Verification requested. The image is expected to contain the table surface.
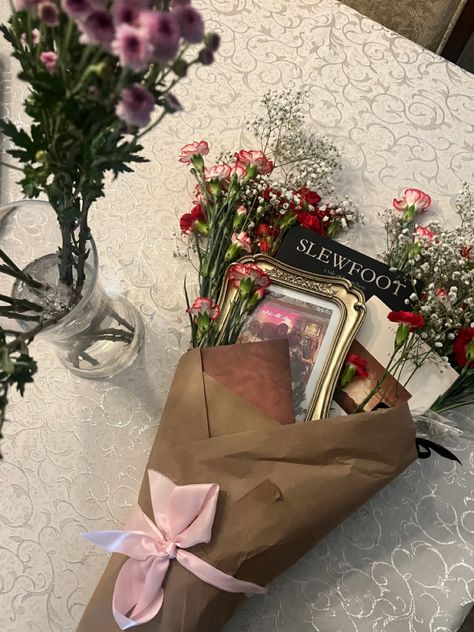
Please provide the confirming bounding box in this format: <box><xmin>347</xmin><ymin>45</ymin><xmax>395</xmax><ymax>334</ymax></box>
<box><xmin>1</xmin><ymin>1</ymin><xmax>473</xmax><ymax>631</ymax></box>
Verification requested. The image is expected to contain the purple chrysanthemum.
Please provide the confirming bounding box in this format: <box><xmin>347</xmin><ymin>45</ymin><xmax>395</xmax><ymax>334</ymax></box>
<box><xmin>173</xmin><ymin>6</ymin><xmax>204</xmax><ymax>44</ymax></box>
<box><xmin>164</xmin><ymin>92</ymin><xmax>183</xmax><ymax>113</ymax></box>
<box><xmin>81</xmin><ymin>10</ymin><xmax>115</xmax><ymax>47</ymax></box>
<box><xmin>139</xmin><ymin>11</ymin><xmax>180</xmax><ymax>64</ymax></box>
<box><xmin>116</xmin><ymin>83</ymin><xmax>155</xmax><ymax>127</ymax></box>
<box><xmin>112</xmin><ymin>23</ymin><xmax>153</xmax><ymax>71</ymax></box>
<box><xmin>38</xmin><ymin>1</ymin><xmax>59</xmax><ymax>26</ymax></box>
<box><xmin>198</xmin><ymin>48</ymin><xmax>214</xmax><ymax>65</ymax></box>
<box><xmin>112</xmin><ymin>0</ymin><xmax>140</xmax><ymax>26</ymax></box>
<box><xmin>61</xmin><ymin>0</ymin><xmax>91</xmax><ymax>20</ymax></box>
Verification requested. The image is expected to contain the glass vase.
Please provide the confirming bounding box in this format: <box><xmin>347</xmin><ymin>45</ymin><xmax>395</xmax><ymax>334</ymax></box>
<box><xmin>0</xmin><ymin>199</ymin><xmax>144</xmax><ymax>378</ymax></box>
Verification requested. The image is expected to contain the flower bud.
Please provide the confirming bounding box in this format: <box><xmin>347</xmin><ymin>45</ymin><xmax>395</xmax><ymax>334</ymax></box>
<box><xmin>191</xmin><ymin>153</ymin><xmax>205</xmax><ymax>172</ymax></box>
<box><xmin>467</xmin><ymin>339</ymin><xmax>474</xmax><ymax>362</ymax></box>
<box><xmin>204</xmin><ymin>32</ymin><xmax>221</xmax><ymax>52</ymax></box>
<box><xmin>194</xmin><ymin>220</ymin><xmax>209</xmax><ymax>236</ymax></box>
<box><xmin>196</xmin><ymin>311</ymin><xmax>210</xmax><ymax>335</ymax></box>
<box><xmin>394</xmin><ymin>323</ymin><xmax>410</xmax><ymax>350</ymax></box>
<box><xmin>232</xmin><ymin>205</ymin><xmax>247</xmax><ymax>230</ymax></box>
<box><xmin>198</xmin><ymin>48</ymin><xmax>214</xmax><ymax>65</ymax></box>
<box><xmin>238</xmin><ymin>277</ymin><xmax>253</xmax><ymax>298</ymax></box>
<box><xmin>403</xmin><ymin>205</ymin><xmax>416</xmax><ymax>221</ymax></box>
<box><xmin>35</xmin><ymin>150</ymin><xmax>47</xmax><ymax>164</ymax></box>
<box><xmin>244</xmin><ymin>163</ymin><xmax>257</xmax><ymax>181</ymax></box>
<box><xmin>245</xmin><ymin>287</ymin><xmax>265</xmax><ymax>311</ymax></box>
<box><xmin>209</xmin><ymin>179</ymin><xmax>221</xmax><ymax>197</ymax></box>
<box><xmin>172</xmin><ymin>58</ymin><xmax>188</xmax><ymax>77</ymax></box>
<box><xmin>339</xmin><ymin>364</ymin><xmax>356</xmax><ymax>389</ymax></box>
<box><xmin>224</xmin><ymin>242</ymin><xmax>241</xmax><ymax>261</ymax></box>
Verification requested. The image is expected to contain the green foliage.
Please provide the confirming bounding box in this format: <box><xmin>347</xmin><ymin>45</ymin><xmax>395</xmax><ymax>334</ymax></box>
<box><xmin>0</xmin><ymin>330</ymin><xmax>38</xmax><ymax>454</ymax></box>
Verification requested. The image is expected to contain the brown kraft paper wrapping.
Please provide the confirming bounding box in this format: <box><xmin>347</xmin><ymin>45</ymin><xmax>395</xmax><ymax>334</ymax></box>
<box><xmin>78</xmin><ymin>340</ymin><xmax>417</xmax><ymax>632</ymax></box>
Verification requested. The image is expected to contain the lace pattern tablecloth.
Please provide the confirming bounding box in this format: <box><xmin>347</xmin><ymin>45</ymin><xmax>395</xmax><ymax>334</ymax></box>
<box><xmin>0</xmin><ymin>1</ymin><xmax>473</xmax><ymax>631</ymax></box>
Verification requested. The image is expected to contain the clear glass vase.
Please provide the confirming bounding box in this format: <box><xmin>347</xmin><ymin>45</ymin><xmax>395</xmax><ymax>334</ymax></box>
<box><xmin>0</xmin><ymin>199</ymin><xmax>144</xmax><ymax>378</ymax></box>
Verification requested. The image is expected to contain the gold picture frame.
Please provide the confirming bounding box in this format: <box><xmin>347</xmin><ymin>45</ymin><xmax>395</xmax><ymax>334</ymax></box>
<box><xmin>218</xmin><ymin>255</ymin><xmax>366</xmax><ymax>421</ymax></box>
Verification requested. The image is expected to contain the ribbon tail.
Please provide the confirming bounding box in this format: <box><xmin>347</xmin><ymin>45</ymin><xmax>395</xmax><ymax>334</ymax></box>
<box><xmin>416</xmin><ymin>438</ymin><xmax>462</xmax><ymax>464</ymax></box>
<box><xmin>177</xmin><ymin>550</ymin><xmax>267</xmax><ymax>597</ymax></box>
<box><xmin>113</xmin><ymin>557</ymin><xmax>169</xmax><ymax>630</ymax></box>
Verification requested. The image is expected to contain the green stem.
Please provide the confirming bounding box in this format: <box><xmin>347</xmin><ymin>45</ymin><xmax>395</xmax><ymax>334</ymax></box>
<box><xmin>0</xmin><ymin>160</ymin><xmax>23</xmax><ymax>173</ymax></box>
<box><xmin>137</xmin><ymin>110</ymin><xmax>167</xmax><ymax>140</ymax></box>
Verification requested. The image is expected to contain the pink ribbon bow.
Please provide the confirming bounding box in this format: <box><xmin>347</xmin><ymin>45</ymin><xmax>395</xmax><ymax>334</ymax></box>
<box><xmin>83</xmin><ymin>470</ymin><xmax>266</xmax><ymax>630</ymax></box>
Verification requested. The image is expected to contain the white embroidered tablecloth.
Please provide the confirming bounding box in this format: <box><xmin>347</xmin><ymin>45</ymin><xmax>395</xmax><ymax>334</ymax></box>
<box><xmin>0</xmin><ymin>1</ymin><xmax>473</xmax><ymax>631</ymax></box>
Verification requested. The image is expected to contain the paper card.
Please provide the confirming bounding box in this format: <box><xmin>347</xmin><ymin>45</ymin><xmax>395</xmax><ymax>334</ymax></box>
<box><xmin>333</xmin><ymin>296</ymin><xmax>459</xmax><ymax>414</ymax></box>
<box><xmin>276</xmin><ymin>227</ymin><xmax>420</xmax><ymax>310</ymax></box>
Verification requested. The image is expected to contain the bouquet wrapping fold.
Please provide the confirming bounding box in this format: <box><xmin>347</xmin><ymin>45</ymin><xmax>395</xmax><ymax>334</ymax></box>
<box><xmin>78</xmin><ymin>340</ymin><xmax>417</xmax><ymax>632</ymax></box>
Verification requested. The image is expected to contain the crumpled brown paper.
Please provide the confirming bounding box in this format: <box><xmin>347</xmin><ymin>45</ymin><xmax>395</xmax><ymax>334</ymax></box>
<box><xmin>78</xmin><ymin>340</ymin><xmax>416</xmax><ymax>632</ymax></box>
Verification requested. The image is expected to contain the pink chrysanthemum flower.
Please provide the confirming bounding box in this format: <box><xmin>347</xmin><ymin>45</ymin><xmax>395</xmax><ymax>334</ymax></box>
<box><xmin>112</xmin><ymin>23</ymin><xmax>153</xmax><ymax>71</ymax></box>
<box><xmin>81</xmin><ymin>10</ymin><xmax>115</xmax><ymax>47</ymax></box>
<box><xmin>173</xmin><ymin>5</ymin><xmax>204</xmax><ymax>44</ymax></box>
<box><xmin>61</xmin><ymin>0</ymin><xmax>91</xmax><ymax>20</ymax></box>
<box><xmin>139</xmin><ymin>11</ymin><xmax>180</xmax><ymax>64</ymax></box>
<box><xmin>116</xmin><ymin>83</ymin><xmax>155</xmax><ymax>128</ymax></box>
<box><xmin>112</xmin><ymin>0</ymin><xmax>140</xmax><ymax>26</ymax></box>
<box><xmin>40</xmin><ymin>50</ymin><xmax>58</xmax><ymax>73</ymax></box>
<box><xmin>38</xmin><ymin>1</ymin><xmax>59</xmax><ymax>26</ymax></box>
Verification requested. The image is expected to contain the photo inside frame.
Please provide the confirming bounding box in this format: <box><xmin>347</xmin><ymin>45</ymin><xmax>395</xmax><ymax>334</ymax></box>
<box><xmin>238</xmin><ymin>286</ymin><xmax>341</xmax><ymax>419</ymax></box>
<box><xmin>334</xmin><ymin>339</ymin><xmax>412</xmax><ymax>413</ymax></box>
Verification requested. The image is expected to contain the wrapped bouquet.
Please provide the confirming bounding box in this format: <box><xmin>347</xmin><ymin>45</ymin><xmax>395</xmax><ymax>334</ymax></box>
<box><xmin>78</xmin><ymin>340</ymin><xmax>416</xmax><ymax>631</ymax></box>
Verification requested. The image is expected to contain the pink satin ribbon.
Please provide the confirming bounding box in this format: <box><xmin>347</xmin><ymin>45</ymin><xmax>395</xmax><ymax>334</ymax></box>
<box><xmin>83</xmin><ymin>470</ymin><xmax>266</xmax><ymax>630</ymax></box>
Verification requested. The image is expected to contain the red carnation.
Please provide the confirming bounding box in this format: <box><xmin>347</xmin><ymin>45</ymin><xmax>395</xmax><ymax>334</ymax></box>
<box><xmin>387</xmin><ymin>310</ymin><xmax>425</xmax><ymax>331</ymax></box>
<box><xmin>453</xmin><ymin>327</ymin><xmax>474</xmax><ymax>368</ymax></box>
<box><xmin>179</xmin><ymin>204</ymin><xmax>205</xmax><ymax>234</ymax></box>
<box><xmin>294</xmin><ymin>187</ymin><xmax>322</xmax><ymax>208</ymax></box>
<box><xmin>461</xmin><ymin>245</ymin><xmax>472</xmax><ymax>260</ymax></box>
<box><xmin>297</xmin><ymin>212</ymin><xmax>323</xmax><ymax>234</ymax></box>
<box><xmin>347</xmin><ymin>353</ymin><xmax>369</xmax><ymax>378</ymax></box>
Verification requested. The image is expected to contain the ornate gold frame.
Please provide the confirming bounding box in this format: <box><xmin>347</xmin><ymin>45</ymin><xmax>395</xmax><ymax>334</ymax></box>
<box><xmin>218</xmin><ymin>255</ymin><xmax>366</xmax><ymax>421</ymax></box>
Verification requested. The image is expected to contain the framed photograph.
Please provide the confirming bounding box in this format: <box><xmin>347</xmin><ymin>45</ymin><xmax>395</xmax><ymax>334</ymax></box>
<box><xmin>219</xmin><ymin>255</ymin><xmax>367</xmax><ymax>421</ymax></box>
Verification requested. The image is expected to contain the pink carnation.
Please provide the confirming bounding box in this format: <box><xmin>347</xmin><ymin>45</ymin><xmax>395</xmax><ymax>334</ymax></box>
<box><xmin>231</xmin><ymin>231</ymin><xmax>252</xmax><ymax>253</ymax></box>
<box><xmin>178</xmin><ymin>140</ymin><xmax>209</xmax><ymax>164</ymax></box>
<box><xmin>415</xmin><ymin>225</ymin><xmax>435</xmax><ymax>241</ymax></box>
<box><xmin>393</xmin><ymin>188</ymin><xmax>431</xmax><ymax>214</ymax></box>
<box><xmin>205</xmin><ymin>163</ymin><xmax>231</xmax><ymax>181</ymax></box>
<box><xmin>229</xmin><ymin>164</ymin><xmax>246</xmax><ymax>180</ymax></box>
<box><xmin>226</xmin><ymin>263</ymin><xmax>271</xmax><ymax>290</ymax></box>
<box><xmin>234</xmin><ymin>149</ymin><xmax>273</xmax><ymax>175</ymax></box>
<box><xmin>186</xmin><ymin>297</ymin><xmax>220</xmax><ymax>321</ymax></box>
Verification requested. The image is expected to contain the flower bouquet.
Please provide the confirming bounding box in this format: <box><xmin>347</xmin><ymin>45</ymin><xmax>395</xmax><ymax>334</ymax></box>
<box><xmin>337</xmin><ymin>185</ymin><xmax>474</xmax><ymax>418</ymax></box>
<box><xmin>0</xmin><ymin>0</ymin><xmax>219</xmax><ymax>433</ymax></box>
<box><xmin>176</xmin><ymin>91</ymin><xmax>361</xmax><ymax>348</ymax></box>
<box><xmin>78</xmin><ymin>92</ymin><xmax>425</xmax><ymax>632</ymax></box>
<box><xmin>79</xmin><ymin>340</ymin><xmax>416</xmax><ymax>631</ymax></box>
